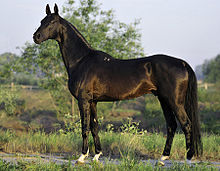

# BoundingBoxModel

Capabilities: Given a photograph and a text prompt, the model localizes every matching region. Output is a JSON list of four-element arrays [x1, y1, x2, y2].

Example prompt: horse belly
[[96, 78, 156, 101], [118, 81, 156, 100]]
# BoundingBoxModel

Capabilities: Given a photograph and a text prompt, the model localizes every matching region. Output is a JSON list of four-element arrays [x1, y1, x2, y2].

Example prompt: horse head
[[33, 4, 61, 44]]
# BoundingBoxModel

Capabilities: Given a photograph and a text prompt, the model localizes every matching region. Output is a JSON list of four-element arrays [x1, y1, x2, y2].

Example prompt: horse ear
[[54, 3, 59, 15], [46, 4, 51, 15]]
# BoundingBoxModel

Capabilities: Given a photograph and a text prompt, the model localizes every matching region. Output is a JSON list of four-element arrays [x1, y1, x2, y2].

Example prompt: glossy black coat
[[33, 4, 202, 160]]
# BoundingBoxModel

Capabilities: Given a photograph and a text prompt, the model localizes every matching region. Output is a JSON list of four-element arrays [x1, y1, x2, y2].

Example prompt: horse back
[[69, 51, 190, 102]]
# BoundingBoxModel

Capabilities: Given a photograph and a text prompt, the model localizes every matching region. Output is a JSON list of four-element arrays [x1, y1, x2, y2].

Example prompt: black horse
[[33, 4, 202, 163]]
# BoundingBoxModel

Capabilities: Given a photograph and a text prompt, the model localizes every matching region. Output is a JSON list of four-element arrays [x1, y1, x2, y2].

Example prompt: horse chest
[[68, 77, 81, 98]]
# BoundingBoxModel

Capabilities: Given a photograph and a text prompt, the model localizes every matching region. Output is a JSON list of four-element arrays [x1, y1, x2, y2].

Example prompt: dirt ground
[[0, 152, 219, 169]]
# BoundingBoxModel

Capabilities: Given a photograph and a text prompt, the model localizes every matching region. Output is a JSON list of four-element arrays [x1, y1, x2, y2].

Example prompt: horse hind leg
[[172, 103, 194, 161], [90, 102, 102, 161], [158, 96, 177, 165]]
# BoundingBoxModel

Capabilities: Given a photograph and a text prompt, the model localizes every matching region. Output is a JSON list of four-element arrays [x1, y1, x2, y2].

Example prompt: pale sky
[[1, 0, 220, 69]]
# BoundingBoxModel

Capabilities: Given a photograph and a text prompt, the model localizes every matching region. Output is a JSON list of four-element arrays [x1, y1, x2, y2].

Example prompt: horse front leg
[[90, 102, 102, 161], [77, 98, 91, 164]]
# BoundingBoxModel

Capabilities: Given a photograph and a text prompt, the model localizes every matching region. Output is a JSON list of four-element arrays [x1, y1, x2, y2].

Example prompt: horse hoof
[[76, 149, 89, 164], [158, 161, 165, 166], [158, 155, 169, 166], [92, 152, 103, 162], [160, 155, 169, 161], [75, 160, 85, 164]]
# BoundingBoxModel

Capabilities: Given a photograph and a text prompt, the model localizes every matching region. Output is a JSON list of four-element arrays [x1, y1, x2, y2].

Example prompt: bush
[[0, 87, 25, 116], [143, 95, 165, 131], [12, 73, 39, 86], [198, 86, 220, 134]]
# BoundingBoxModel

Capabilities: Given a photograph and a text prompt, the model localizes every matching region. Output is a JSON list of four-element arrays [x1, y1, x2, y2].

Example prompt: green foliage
[[120, 117, 145, 135], [0, 158, 218, 171], [0, 87, 19, 116], [61, 113, 81, 134], [0, 127, 219, 162], [97, 102, 114, 117], [19, 41, 70, 115], [11, 73, 39, 86], [0, 52, 39, 86], [143, 95, 165, 130], [198, 86, 220, 134], [202, 54, 220, 83], [195, 64, 204, 80], [0, 53, 19, 84], [63, 0, 144, 59], [0, 130, 15, 147]]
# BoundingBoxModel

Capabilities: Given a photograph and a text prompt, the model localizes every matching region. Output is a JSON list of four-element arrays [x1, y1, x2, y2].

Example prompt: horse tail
[[185, 63, 203, 157]]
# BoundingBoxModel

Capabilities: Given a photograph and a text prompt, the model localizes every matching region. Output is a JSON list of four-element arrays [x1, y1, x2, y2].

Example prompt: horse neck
[[57, 19, 92, 76]]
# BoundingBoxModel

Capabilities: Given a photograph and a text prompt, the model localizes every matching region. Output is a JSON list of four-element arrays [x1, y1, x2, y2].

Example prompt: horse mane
[[63, 18, 93, 49]]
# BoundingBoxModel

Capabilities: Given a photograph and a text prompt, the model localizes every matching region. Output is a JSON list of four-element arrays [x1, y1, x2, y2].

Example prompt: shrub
[[0, 87, 25, 116]]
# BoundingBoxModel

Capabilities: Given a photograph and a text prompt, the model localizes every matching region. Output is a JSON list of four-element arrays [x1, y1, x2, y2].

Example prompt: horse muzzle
[[33, 32, 43, 44]]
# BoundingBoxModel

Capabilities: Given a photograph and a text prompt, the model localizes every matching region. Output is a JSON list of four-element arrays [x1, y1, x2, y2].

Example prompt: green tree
[[202, 54, 220, 83], [18, 0, 144, 116], [0, 52, 39, 86], [0, 53, 18, 84], [63, 0, 144, 59], [195, 65, 204, 80], [0, 87, 18, 116]]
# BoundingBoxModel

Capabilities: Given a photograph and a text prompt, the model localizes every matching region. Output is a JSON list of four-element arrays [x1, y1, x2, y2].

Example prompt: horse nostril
[[36, 33, 41, 39]]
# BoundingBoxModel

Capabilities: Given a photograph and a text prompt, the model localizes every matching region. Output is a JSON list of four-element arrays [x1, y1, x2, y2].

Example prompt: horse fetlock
[[158, 155, 169, 166], [77, 148, 89, 164], [160, 155, 169, 161], [92, 152, 102, 162]]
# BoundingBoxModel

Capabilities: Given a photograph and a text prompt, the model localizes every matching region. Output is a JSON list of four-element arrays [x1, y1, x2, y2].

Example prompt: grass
[[0, 129, 219, 162], [0, 158, 218, 171], [0, 87, 219, 170]]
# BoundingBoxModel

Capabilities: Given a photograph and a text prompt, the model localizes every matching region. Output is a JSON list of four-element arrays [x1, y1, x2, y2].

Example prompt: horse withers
[[33, 4, 203, 164]]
